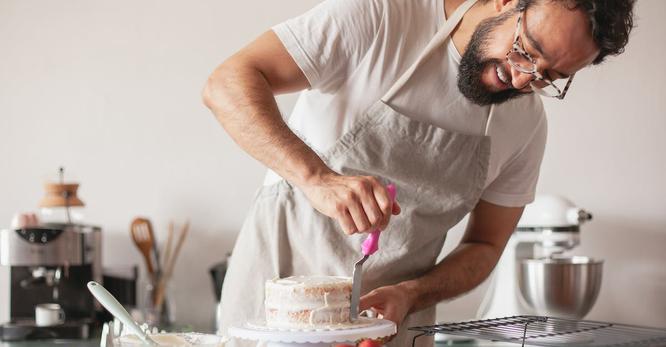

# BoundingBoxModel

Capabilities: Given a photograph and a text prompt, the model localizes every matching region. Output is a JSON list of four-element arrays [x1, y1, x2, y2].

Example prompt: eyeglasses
[[506, 11, 574, 100]]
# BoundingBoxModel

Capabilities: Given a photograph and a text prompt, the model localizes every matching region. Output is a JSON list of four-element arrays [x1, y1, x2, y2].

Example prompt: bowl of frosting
[[114, 332, 228, 347]]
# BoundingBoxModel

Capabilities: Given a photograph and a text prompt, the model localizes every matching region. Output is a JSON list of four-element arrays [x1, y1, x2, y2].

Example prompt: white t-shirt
[[268, 0, 547, 207]]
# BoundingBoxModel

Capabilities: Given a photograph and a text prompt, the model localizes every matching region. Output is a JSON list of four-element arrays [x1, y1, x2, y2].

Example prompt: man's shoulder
[[504, 94, 546, 121], [326, 0, 435, 13], [384, 0, 441, 14], [373, 0, 444, 49], [362, 0, 440, 20], [498, 94, 547, 140]]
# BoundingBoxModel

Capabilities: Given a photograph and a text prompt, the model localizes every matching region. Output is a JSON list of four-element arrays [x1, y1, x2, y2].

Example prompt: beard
[[457, 10, 527, 106]]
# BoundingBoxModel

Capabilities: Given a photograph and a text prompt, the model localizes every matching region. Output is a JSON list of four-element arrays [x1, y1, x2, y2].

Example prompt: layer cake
[[265, 276, 352, 328]]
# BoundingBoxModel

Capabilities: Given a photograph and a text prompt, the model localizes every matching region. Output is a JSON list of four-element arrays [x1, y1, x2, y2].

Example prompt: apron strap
[[484, 104, 495, 136], [381, 0, 478, 102]]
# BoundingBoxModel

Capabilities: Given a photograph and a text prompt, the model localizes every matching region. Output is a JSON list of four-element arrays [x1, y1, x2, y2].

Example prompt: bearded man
[[203, 0, 635, 345]]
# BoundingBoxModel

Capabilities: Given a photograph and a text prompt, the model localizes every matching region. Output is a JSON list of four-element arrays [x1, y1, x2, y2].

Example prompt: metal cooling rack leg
[[412, 332, 426, 347], [521, 321, 529, 347]]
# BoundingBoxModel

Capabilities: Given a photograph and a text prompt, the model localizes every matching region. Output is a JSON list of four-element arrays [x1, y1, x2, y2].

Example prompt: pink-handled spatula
[[350, 184, 397, 321]]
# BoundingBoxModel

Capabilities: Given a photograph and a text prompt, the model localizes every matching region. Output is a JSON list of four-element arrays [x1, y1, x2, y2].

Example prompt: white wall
[[0, 0, 314, 329], [1, 0, 664, 330]]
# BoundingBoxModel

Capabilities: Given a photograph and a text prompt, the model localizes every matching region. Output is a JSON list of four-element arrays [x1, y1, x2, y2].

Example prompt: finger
[[361, 293, 393, 321], [360, 192, 383, 230], [372, 186, 392, 230], [359, 290, 384, 311], [382, 304, 400, 324], [347, 196, 372, 232], [392, 201, 401, 215], [338, 209, 358, 235]]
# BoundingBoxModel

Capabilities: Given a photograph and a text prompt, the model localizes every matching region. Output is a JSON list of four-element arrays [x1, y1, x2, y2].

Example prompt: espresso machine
[[0, 168, 102, 340], [476, 195, 601, 319]]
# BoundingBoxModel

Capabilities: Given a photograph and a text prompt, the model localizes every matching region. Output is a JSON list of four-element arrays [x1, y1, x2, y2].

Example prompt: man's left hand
[[359, 282, 416, 328]]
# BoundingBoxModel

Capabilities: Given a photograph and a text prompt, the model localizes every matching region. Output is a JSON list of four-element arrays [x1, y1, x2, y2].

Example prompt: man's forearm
[[203, 61, 332, 187], [203, 39, 400, 234], [400, 240, 503, 313]]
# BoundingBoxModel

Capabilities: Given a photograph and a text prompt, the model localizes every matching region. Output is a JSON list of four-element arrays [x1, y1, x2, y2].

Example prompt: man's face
[[458, 0, 600, 105]]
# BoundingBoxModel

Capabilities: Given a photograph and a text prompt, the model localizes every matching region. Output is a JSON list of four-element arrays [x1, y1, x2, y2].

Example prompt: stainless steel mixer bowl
[[518, 256, 603, 319]]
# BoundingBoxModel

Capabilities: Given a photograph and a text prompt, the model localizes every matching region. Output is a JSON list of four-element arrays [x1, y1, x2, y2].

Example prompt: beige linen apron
[[219, 1, 490, 346]]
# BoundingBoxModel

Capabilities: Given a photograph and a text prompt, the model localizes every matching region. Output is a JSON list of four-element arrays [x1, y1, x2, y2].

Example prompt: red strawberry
[[358, 339, 383, 347]]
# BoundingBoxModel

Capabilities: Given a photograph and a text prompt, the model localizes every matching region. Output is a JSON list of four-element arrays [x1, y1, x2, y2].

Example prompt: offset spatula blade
[[349, 184, 396, 322], [350, 255, 368, 321]]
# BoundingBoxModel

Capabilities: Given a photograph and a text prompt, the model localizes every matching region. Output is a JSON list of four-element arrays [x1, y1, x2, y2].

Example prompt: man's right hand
[[299, 173, 401, 235]]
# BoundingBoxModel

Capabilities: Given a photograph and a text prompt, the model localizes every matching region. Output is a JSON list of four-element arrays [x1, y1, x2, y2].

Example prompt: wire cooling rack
[[409, 315, 666, 347]]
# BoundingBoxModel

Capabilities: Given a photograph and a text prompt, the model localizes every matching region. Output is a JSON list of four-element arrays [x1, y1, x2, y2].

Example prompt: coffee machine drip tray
[[0, 319, 92, 341]]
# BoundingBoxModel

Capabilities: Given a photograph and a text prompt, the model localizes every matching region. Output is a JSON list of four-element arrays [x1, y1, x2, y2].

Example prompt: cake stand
[[228, 319, 396, 347]]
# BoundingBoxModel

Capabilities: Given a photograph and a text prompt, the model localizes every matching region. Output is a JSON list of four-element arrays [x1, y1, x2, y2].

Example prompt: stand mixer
[[477, 195, 596, 319]]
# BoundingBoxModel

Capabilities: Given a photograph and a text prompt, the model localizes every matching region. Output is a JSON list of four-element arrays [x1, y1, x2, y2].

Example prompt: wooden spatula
[[130, 217, 159, 277]]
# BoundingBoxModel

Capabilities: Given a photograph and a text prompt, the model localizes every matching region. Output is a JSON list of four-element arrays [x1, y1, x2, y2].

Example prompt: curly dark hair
[[516, 0, 636, 64]]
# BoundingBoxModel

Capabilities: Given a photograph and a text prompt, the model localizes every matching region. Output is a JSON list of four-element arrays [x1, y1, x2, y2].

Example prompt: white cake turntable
[[229, 318, 396, 347]]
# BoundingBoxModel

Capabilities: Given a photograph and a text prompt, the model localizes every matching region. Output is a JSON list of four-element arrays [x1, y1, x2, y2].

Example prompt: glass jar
[[139, 277, 176, 329]]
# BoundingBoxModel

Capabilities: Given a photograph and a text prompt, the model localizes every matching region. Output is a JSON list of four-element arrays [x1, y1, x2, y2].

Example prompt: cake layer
[[265, 276, 352, 328]]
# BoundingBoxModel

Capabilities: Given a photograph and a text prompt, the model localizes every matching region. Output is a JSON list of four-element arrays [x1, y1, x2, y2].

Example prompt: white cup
[[35, 303, 65, 326]]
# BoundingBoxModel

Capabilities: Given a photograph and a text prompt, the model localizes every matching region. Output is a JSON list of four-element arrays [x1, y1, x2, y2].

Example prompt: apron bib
[[219, 1, 490, 346]]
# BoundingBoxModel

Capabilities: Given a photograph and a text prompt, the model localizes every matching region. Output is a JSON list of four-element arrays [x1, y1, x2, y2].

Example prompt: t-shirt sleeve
[[481, 110, 548, 207], [271, 0, 385, 93]]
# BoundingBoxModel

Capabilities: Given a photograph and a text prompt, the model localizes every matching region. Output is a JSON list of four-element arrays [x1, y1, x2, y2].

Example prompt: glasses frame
[[506, 10, 574, 100]]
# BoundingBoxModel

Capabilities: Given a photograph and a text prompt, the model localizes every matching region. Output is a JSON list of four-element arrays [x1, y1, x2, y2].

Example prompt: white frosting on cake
[[265, 276, 352, 328]]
